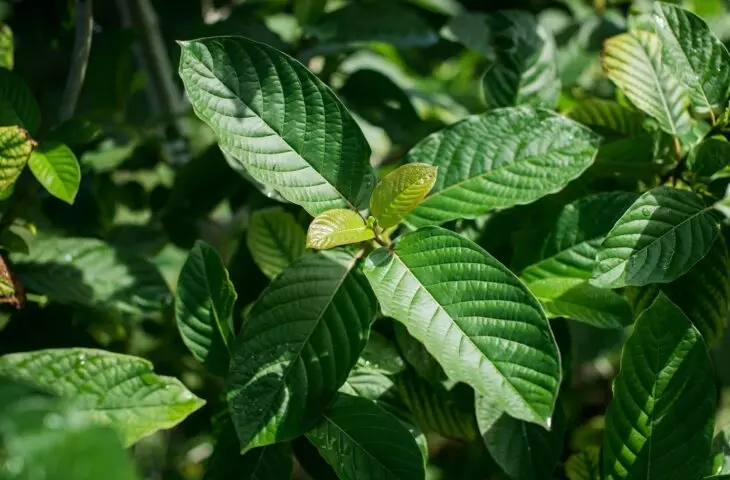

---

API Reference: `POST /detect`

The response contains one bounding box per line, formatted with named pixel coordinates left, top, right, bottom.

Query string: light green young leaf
left=0, top=348, right=205, bottom=447
left=306, top=208, right=375, bottom=250
left=627, top=235, right=730, bottom=347
left=364, top=227, right=561, bottom=428
left=652, top=3, right=730, bottom=117
left=477, top=396, right=566, bottom=480
left=404, top=107, right=600, bottom=228
left=565, top=448, right=601, bottom=480
left=591, top=187, right=720, bottom=288
left=175, top=241, right=236, bottom=376
left=603, top=30, right=693, bottom=138
left=0, top=124, right=32, bottom=190
left=528, top=277, right=633, bottom=329
left=603, top=293, right=715, bottom=480
left=521, top=192, right=639, bottom=283
left=305, top=393, right=426, bottom=480
left=0, top=69, right=40, bottom=134
left=246, top=207, right=306, bottom=279
left=178, top=36, right=375, bottom=216
left=227, top=250, right=376, bottom=452
left=28, top=141, right=80, bottom=204
left=0, top=24, right=13, bottom=70
left=370, top=163, right=437, bottom=229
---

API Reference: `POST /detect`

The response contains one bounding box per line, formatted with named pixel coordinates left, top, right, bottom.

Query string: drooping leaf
left=175, top=241, right=236, bottom=376
left=568, top=99, right=646, bottom=137
left=28, top=141, right=81, bottom=204
left=478, top=396, right=566, bottom=480
left=309, top=0, right=438, bottom=48
left=602, top=30, right=693, bottom=138
left=565, top=448, right=601, bottom=480
left=12, top=236, right=170, bottom=316
left=204, top=420, right=292, bottom=480
left=0, top=69, right=40, bottom=134
left=528, top=277, right=633, bottom=329
left=305, top=393, right=426, bottom=480
left=0, top=348, right=206, bottom=446
left=364, top=227, right=561, bottom=428
left=370, top=163, right=437, bottom=229
left=0, top=124, right=32, bottom=190
left=178, top=36, right=375, bottom=216
left=481, top=11, right=561, bottom=109
left=246, top=207, right=306, bottom=279
left=403, top=107, right=600, bottom=228
left=627, top=235, right=730, bottom=347
left=652, top=3, right=730, bottom=117
left=0, top=24, right=13, bottom=70
left=688, top=137, right=730, bottom=177
left=227, top=249, right=376, bottom=452
left=306, top=208, right=375, bottom=250
left=602, top=293, right=715, bottom=480
left=591, top=187, right=721, bottom=288
left=521, top=192, right=639, bottom=283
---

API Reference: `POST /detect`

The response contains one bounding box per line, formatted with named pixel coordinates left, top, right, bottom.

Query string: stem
left=59, top=0, right=94, bottom=123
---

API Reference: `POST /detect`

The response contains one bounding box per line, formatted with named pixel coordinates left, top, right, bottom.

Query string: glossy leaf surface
left=306, top=208, right=375, bottom=250
left=28, top=141, right=80, bottom=204
left=370, top=163, right=437, bottom=228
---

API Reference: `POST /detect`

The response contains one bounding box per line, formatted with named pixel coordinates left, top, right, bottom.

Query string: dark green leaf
left=0, top=69, right=40, bottom=134
left=688, top=137, right=730, bottom=177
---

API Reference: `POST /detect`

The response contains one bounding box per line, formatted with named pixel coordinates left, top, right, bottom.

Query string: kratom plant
left=5, top=0, right=730, bottom=479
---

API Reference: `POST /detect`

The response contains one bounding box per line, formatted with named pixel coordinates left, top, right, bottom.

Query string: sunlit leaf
left=28, top=141, right=81, bottom=204
left=370, top=163, right=437, bottom=228
left=306, top=208, right=375, bottom=250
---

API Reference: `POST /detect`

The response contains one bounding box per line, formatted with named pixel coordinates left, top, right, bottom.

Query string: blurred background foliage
left=2, top=0, right=730, bottom=478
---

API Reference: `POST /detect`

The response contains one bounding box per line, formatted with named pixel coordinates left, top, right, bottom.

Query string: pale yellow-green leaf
left=370, top=163, right=437, bottom=228
left=0, top=125, right=32, bottom=190
left=306, top=209, right=375, bottom=250
left=0, top=24, right=13, bottom=70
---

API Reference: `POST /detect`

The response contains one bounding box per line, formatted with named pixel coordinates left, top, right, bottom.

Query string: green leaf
left=309, top=0, right=437, bottom=48
left=204, top=420, right=292, bottom=480
left=403, top=107, right=599, bottom=228
left=305, top=393, right=426, bottom=480
left=370, top=163, right=437, bottom=229
left=627, top=235, right=730, bottom=347
left=28, top=141, right=80, bottom=204
left=306, top=208, right=375, bottom=250
left=293, top=0, right=327, bottom=26
left=364, top=227, right=561, bottom=428
left=359, top=331, right=406, bottom=375
left=393, top=323, right=453, bottom=390
left=568, top=99, right=646, bottom=137
left=398, top=370, right=478, bottom=442
left=688, top=137, right=730, bottom=177
left=0, top=348, right=206, bottom=446
left=12, top=236, right=170, bottom=316
left=0, top=69, right=40, bottom=134
left=227, top=249, right=376, bottom=452
left=565, top=448, right=601, bottom=480
left=521, top=192, right=639, bottom=283
left=477, top=397, right=566, bottom=480
left=178, top=36, right=375, bottom=216
left=591, top=186, right=720, bottom=288
left=246, top=207, right=306, bottom=279
left=175, top=241, right=236, bottom=376
left=602, top=293, right=715, bottom=480
left=652, top=3, right=730, bottom=117
left=528, top=278, right=633, bottom=329
left=602, top=30, right=693, bottom=138
left=0, top=124, right=32, bottom=190
left=0, top=23, right=13, bottom=70
left=480, top=11, right=561, bottom=109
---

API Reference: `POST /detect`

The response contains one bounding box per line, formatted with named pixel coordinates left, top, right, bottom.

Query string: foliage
left=3, top=0, right=730, bottom=479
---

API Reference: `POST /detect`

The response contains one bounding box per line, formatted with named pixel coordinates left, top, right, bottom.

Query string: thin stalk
left=59, top=0, right=94, bottom=123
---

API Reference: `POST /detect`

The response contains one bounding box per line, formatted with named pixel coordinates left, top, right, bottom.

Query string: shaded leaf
left=370, top=163, right=437, bottom=229
left=359, top=331, right=405, bottom=375
left=247, top=207, right=306, bottom=279
left=28, top=141, right=80, bottom=204
left=0, top=69, right=40, bottom=134
left=307, top=208, right=375, bottom=250
left=688, top=137, right=730, bottom=177
left=565, top=448, right=601, bottom=480
left=568, top=99, right=646, bottom=136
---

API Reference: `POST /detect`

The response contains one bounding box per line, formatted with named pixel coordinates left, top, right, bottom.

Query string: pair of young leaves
left=306, top=163, right=437, bottom=250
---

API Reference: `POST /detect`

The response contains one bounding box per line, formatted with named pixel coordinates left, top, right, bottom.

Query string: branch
left=59, top=0, right=94, bottom=122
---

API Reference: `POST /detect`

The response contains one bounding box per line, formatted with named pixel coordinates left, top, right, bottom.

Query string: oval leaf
left=227, top=249, right=376, bottom=451
left=363, top=227, right=561, bottom=428
left=0, top=69, right=40, bottom=134
left=246, top=207, right=306, bottom=279
left=305, top=393, right=426, bottom=480
left=0, top=124, right=32, bottom=190
left=627, top=235, right=730, bottom=347
left=403, top=107, right=600, bottom=228
left=0, top=348, right=205, bottom=446
left=12, top=236, right=170, bottom=316
left=591, top=186, right=720, bottom=288
left=306, top=208, right=375, bottom=250
left=602, top=31, right=693, bottom=138
left=175, top=241, right=236, bottom=376
left=28, top=141, right=80, bottom=204
left=521, top=192, right=639, bottom=283
left=602, top=293, right=715, bottom=480
left=370, top=163, right=437, bottom=229
left=178, top=36, right=375, bottom=216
